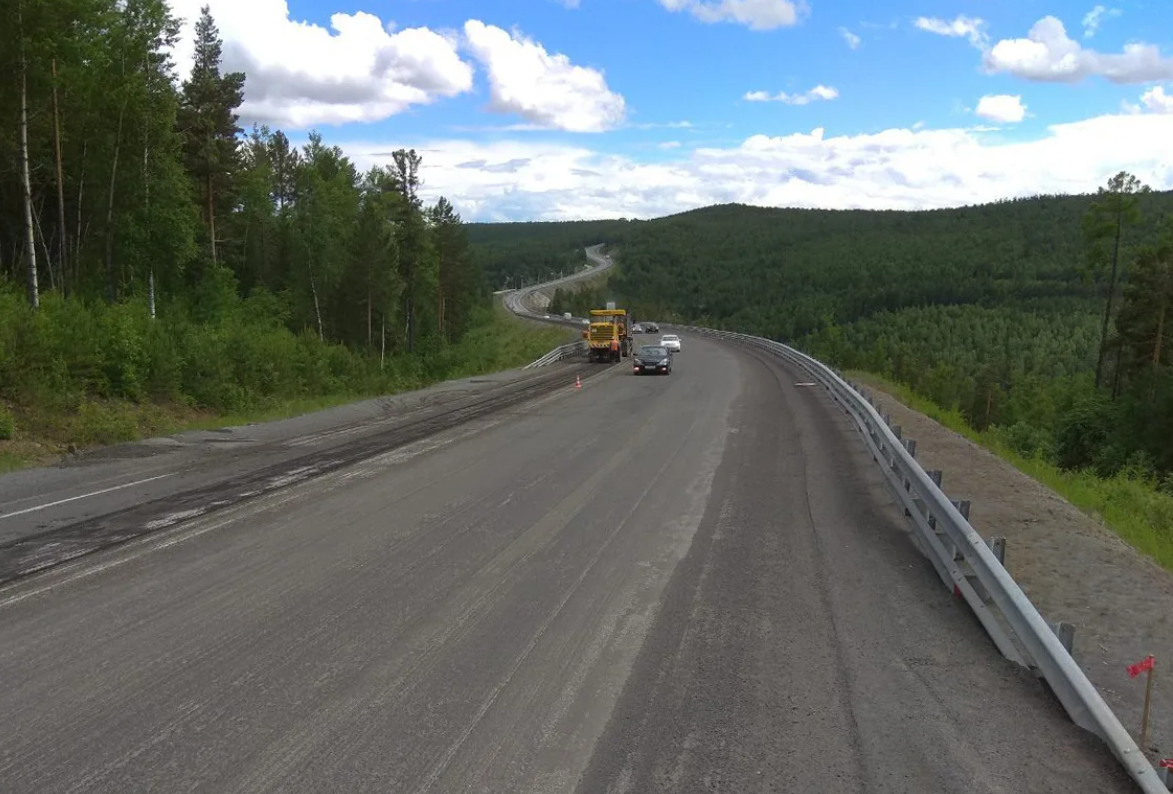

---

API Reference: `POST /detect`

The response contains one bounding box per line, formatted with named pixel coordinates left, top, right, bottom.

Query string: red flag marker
left=1129, top=655, right=1157, bottom=749
left=1129, top=655, right=1155, bottom=678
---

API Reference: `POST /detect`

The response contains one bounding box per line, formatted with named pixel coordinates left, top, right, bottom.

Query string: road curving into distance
left=0, top=249, right=1138, bottom=793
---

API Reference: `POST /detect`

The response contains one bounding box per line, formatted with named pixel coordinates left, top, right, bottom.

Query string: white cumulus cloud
left=1082, top=5, right=1120, bottom=38
left=337, top=113, right=1173, bottom=222
left=657, top=0, right=807, bottom=30
left=744, top=85, right=838, bottom=104
left=974, top=94, right=1027, bottom=123
left=985, top=16, right=1173, bottom=83
left=462, top=20, right=626, bottom=132
left=840, top=27, right=861, bottom=49
left=1139, top=86, right=1173, bottom=113
left=167, top=0, right=473, bottom=128
left=914, top=15, right=988, bottom=48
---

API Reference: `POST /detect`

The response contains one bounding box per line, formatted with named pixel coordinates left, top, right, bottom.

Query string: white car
left=660, top=334, right=681, bottom=353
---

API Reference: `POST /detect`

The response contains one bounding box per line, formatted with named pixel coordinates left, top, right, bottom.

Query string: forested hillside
left=0, top=2, right=567, bottom=466
left=466, top=220, right=627, bottom=289
left=472, top=184, right=1173, bottom=485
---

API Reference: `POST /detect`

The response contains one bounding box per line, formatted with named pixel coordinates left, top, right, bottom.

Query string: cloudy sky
left=165, top=0, right=1173, bottom=222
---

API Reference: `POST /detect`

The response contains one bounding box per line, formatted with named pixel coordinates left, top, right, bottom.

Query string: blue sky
left=168, top=0, right=1173, bottom=221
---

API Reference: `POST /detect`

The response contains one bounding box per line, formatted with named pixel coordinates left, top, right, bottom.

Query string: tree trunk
left=380, top=314, right=386, bottom=370
left=1095, top=213, right=1125, bottom=388
left=75, top=141, right=87, bottom=286
left=1111, top=344, right=1123, bottom=400
left=144, top=50, right=154, bottom=318
left=19, top=35, right=39, bottom=308
left=205, top=137, right=218, bottom=265
left=1155, top=300, right=1167, bottom=366
left=309, top=264, right=324, bottom=341
left=145, top=146, right=155, bottom=318
left=406, top=282, right=415, bottom=354
left=105, top=99, right=127, bottom=304
left=33, top=201, right=57, bottom=290
left=206, top=172, right=218, bottom=265
left=51, top=58, right=69, bottom=297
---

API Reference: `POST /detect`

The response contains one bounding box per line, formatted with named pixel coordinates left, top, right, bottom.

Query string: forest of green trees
left=474, top=182, right=1173, bottom=489
left=0, top=2, right=570, bottom=462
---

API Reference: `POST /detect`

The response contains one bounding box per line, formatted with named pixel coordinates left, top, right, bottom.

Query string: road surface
left=0, top=333, right=1133, bottom=793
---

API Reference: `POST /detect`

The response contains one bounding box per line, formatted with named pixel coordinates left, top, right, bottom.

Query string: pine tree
left=1082, top=171, right=1150, bottom=388
left=177, top=5, right=244, bottom=267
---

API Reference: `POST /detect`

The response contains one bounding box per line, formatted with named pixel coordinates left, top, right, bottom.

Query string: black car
left=632, top=345, right=672, bottom=375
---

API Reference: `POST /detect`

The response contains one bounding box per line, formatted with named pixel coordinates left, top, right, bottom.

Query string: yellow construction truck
left=583, top=304, right=633, bottom=363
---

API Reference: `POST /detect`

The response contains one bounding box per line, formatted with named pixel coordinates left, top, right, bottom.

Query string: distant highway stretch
left=0, top=251, right=1136, bottom=792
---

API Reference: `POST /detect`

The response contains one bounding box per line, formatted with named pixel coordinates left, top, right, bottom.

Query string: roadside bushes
left=0, top=283, right=574, bottom=430
left=0, top=286, right=392, bottom=414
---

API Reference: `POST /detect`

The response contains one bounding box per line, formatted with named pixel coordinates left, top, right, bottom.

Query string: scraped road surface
left=0, top=334, right=1133, bottom=794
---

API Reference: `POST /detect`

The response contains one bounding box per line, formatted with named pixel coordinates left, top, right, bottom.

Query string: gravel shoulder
left=856, top=376, right=1173, bottom=760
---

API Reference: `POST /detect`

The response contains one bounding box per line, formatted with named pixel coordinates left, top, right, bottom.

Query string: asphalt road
left=0, top=362, right=591, bottom=584
left=0, top=334, right=1134, bottom=793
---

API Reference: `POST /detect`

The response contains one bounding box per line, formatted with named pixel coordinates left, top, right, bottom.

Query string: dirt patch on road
left=858, top=378, right=1173, bottom=760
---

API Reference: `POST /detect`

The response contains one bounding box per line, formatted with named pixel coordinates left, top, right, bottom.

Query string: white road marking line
left=0, top=474, right=174, bottom=520
left=0, top=419, right=510, bottom=609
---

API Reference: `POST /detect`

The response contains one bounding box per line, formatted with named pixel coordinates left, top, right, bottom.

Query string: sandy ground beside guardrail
left=857, top=380, right=1173, bottom=761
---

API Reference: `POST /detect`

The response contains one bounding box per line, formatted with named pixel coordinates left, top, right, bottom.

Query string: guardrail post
left=988, top=536, right=1006, bottom=566
left=904, top=439, right=917, bottom=458
left=927, top=470, right=943, bottom=487
left=1051, top=621, right=1076, bottom=655
left=945, top=499, right=972, bottom=561
left=952, top=499, right=971, bottom=521
left=892, top=424, right=903, bottom=440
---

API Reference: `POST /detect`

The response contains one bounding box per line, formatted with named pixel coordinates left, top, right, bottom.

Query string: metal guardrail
left=505, top=248, right=1165, bottom=789
left=505, top=245, right=609, bottom=369
left=674, top=325, right=1166, bottom=794
left=523, top=340, right=587, bottom=369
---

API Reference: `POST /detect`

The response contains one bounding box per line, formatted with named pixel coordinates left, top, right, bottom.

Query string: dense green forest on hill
left=472, top=185, right=1173, bottom=492
left=0, top=2, right=566, bottom=466
left=466, top=220, right=627, bottom=290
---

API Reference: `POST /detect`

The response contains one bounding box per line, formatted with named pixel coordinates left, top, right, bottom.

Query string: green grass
left=0, top=305, right=577, bottom=474
left=848, top=370, right=1173, bottom=571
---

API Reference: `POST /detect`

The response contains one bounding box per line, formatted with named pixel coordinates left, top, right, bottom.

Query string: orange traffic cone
left=575, top=375, right=582, bottom=389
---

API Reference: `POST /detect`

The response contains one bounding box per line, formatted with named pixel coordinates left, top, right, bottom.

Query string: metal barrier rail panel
left=673, top=325, right=1167, bottom=794
left=506, top=253, right=1166, bottom=791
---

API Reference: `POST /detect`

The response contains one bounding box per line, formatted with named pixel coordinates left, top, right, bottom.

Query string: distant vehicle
left=660, top=334, right=681, bottom=353
left=644, top=322, right=659, bottom=333
left=563, top=312, right=572, bottom=320
left=632, top=345, right=672, bottom=375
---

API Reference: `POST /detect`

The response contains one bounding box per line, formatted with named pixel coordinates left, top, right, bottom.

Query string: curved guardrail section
left=524, top=340, right=587, bottom=369
left=674, top=325, right=1167, bottom=794
left=505, top=244, right=610, bottom=368
left=503, top=245, right=1166, bottom=790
